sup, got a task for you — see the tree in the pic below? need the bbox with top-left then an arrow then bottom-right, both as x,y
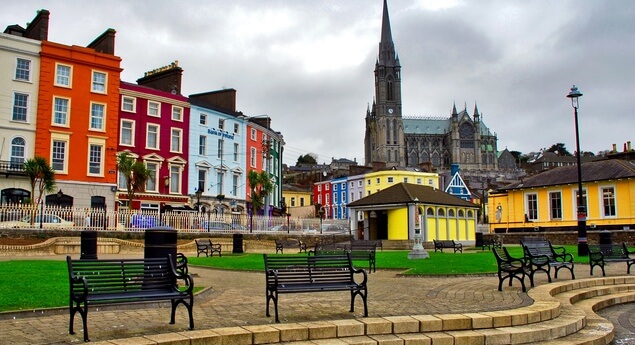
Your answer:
24,156 -> 56,205
546,143 -> 572,156
117,152 -> 152,209
296,153 -> 317,165
247,170 -> 274,231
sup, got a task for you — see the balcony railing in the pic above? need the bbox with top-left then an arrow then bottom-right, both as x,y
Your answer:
0,160 -> 25,176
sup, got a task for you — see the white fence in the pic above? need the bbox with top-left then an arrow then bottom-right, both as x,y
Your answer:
0,204 -> 351,235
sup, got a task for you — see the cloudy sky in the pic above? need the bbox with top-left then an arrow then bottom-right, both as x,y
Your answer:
3,1 -> 634,166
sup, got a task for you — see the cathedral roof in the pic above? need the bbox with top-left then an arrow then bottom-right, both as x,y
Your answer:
403,117 -> 450,135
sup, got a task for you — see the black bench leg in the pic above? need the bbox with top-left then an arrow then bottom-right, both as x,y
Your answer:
628,262 -> 634,274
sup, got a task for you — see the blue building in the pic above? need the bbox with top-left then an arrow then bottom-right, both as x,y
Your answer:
331,176 -> 349,219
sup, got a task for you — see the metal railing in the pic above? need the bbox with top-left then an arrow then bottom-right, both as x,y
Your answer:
0,204 -> 351,234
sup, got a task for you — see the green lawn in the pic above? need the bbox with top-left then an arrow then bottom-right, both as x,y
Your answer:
0,245 -> 589,312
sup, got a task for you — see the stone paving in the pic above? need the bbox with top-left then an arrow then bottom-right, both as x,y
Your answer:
0,253 -> 633,344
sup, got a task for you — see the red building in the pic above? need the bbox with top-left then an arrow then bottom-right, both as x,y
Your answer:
116,62 -> 190,211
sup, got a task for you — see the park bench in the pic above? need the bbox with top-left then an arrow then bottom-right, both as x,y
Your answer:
310,243 -> 377,273
493,246 -> 531,292
351,239 -> 383,251
433,239 -> 463,253
521,238 -> 575,283
589,243 -> 635,276
66,255 -> 194,341
263,253 -> 368,322
481,236 -> 502,251
275,238 -> 307,254
195,239 -> 222,257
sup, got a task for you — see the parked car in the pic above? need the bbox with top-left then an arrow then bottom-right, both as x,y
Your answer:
0,214 -> 74,229
129,215 -> 162,229
200,221 -> 247,231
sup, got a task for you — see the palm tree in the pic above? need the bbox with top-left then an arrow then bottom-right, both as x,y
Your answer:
247,170 -> 274,232
117,152 -> 151,209
24,156 -> 56,205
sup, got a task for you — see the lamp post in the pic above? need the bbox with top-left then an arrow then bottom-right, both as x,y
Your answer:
39,198 -> 44,229
318,207 -> 325,234
567,85 -> 587,256
286,212 -> 291,234
194,188 -> 202,213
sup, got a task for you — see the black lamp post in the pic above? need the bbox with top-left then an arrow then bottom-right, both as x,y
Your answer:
194,188 -> 203,213
56,189 -> 63,206
567,85 -> 587,256
286,212 -> 291,234
318,207 -> 325,234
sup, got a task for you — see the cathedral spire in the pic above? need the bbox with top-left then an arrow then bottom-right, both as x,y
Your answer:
473,102 -> 480,121
378,0 -> 396,65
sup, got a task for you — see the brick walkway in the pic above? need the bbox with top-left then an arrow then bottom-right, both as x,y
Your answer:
0,253 -> 632,344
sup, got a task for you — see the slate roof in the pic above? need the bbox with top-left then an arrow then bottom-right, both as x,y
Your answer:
347,182 -> 477,208
501,159 -> 635,191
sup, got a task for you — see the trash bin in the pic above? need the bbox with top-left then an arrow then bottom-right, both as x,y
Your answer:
145,226 -> 177,265
599,230 -> 612,245
80,230 -> 98,260
232,233 -> 243,253
475,232 -> 484,249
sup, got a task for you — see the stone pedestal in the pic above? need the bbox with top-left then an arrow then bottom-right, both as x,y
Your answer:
408,231 -> 429,259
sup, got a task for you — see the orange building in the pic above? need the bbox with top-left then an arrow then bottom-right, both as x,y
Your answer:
35,30 -> 122,208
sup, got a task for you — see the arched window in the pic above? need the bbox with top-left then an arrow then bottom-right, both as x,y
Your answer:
458,210 -> 465,217
386,120 -> 391,144
427,207 -> 434,216
387,80 -> 393,100
448,209 -> 455,217
10,137 -> 26,169
467,210 -> 474,218
392,119 -> 398,145
437,209 -> 445,217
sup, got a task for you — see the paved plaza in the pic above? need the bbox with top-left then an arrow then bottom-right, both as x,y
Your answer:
0,253 -> 633,344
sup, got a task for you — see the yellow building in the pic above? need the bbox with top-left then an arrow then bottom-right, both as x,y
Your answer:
363,170 -> 439,197
348,183 -> 478,242
488,159 -> 633,233
281,185 -> 313,218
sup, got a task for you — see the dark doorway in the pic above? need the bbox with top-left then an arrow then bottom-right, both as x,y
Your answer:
45,191 -> 73,207
1,188 -> 30,204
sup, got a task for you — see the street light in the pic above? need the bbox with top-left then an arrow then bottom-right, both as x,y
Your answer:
567,85 -> 587,256
194,188 -> 203,213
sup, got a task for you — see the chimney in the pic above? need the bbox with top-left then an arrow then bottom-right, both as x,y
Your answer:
189,89 -> 237,113
137,61 -> 183,95
87,28 -> 116,55
629,141 -> 632,151
612,143 -> 617,152
24,9 -> 49,40
624,143 -> 627,152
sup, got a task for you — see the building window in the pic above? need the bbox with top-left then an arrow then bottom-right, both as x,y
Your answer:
216,170 -> 224,194
404,177 -> 409,183
88,144 -> 103,175
291,197 -> 296,207
15,58 -> 31,81
526,193 -> 538,221
233,143 -> 239,161
121,96 -> 135,112
341,191 -> 345,203
199,113 -> 207,125
250,147 -> 256,167
197,169 -> 206,191
172,106 -> 183,121
358,180 -> 363,187
387,177 -> 394,183
12,92 -> 28,122
428,179 -> 434,185
147,101 -> 160,117
301,198 -> 305,206
52,140 -> 67,172
91,71 -> 107,93
358,191 -> 362,199
549,191 -> 562,220
199,135 -> 206,155
10,137 -> 26,167
251,128 -> 257,140
120,120 -> 134,146
53,97 -> 70,126
118,171 -> 127,189
145,162 -> 158,192
334,193 -> 338,203
232,174 -> 239,196
55,64 -> 72,87
170,128 -> 182,153
146,124 -> 159,149
602,187 -> 616,217
234,123 -> 239,134
218,119 -> 225,130
376,178 -> 380,184
90,103 -> 105,130
334,184 -> 338,191
170,166 -> 181,193
217,139 -> 224,158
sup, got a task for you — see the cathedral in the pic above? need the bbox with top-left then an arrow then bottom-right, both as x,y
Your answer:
364,0 -> 499,173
